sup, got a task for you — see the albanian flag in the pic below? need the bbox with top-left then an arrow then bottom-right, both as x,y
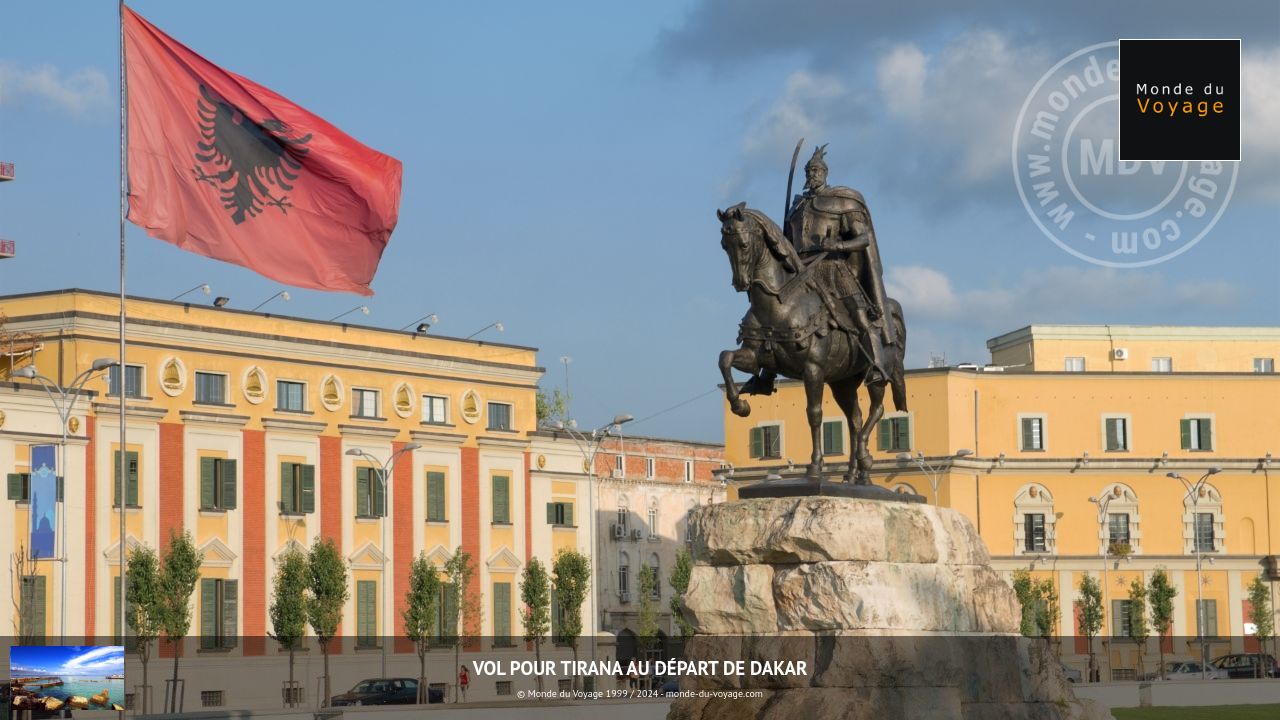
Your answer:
123,6 -> 402,296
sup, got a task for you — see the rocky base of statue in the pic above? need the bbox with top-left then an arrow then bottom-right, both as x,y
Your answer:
667,497 -> 1113,720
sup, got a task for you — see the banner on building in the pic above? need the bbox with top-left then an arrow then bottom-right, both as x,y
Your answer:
29,444 -> 57,559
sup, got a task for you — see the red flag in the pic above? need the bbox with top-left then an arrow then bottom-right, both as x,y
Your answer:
123,6 -> 402,296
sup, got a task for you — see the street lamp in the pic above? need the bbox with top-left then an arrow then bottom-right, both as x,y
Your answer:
399,314 -> 439,333
465,322 -> 503,340
250,290 -> 290,312
894,449 -> 972,504
171,284 -> 211,302
330,305 -> 370,322
14,358 -> 117,643
1087,494 -> 1115,683
539,412 -> 633,684
345,442 -> 422,677
1167,467 -> 1222,677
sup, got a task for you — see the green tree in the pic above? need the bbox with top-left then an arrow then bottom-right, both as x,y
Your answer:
159,530 -> 203,713
1247,575 -> 1275,677
1078,574 -> 1104,682
552,549 -> 591,691
520,557 -> 551,693
443,546 -> 481,701
668,548 -> 695,637
306,537 -> 349,707
637,565 -> 660,688
269,548 -> 309,706
535,387 -> 569,423
1126,577 -> 1149,679
1147,567 -> 1177,679
125,544 -> 164,714
403,552 -> 441,702
1012,569 -> 1054,639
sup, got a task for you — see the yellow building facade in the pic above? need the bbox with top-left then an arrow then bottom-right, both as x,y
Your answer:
724,325 -> 1280,679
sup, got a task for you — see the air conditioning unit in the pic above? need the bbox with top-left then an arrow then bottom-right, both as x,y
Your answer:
1112,348 -> 1129,360
631,529 -> 643,541
612,524 -> 625,540
619,590 -> 631,603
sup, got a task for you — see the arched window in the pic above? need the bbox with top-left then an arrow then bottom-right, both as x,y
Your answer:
648,552 -> 662,600
618,550 -> 631,601
1096,483 -> 1141,555
647,497 -> 659,540
1183,482 -> 1224,554
1013,483 -> 1056,555
616,494 -> 630,537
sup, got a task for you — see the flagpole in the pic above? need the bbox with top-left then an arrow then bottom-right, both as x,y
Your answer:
118,0 -> 130,665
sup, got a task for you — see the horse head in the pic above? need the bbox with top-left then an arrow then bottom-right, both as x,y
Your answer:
717,202 -> 756,292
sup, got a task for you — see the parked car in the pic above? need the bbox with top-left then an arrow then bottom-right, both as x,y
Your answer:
1211,653 -> 1279,679
329,678 -> 442,706
660,678 -> 681,696
1143,661 -> 1229,681
1058,662 -> 1082,683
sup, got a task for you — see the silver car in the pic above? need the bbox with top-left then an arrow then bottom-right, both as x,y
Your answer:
1145,661 -> 1229,681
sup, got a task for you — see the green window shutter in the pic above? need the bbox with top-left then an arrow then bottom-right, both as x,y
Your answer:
546,502 -> 555,525
493,475 -> 509,523
1198,419 -> 1212,451
749,427 -> 763,459
1180,419 -> 1192,450
113,575 -> 122,644
894,418 -> 910,451
201,579 -> 218,650
877,420 -> 890,451
823,421 -> 843,455
356,467 -> 371,517
113,450 -> 122,506
8,473 -> 22,500
371,469 -> 386,518
56,476 -> 63,502
550,586 -> 561,642
1106,419 -> 1119,451
494,582 -> 511,644
443,583 -> 459,639
221,580 -> 238,648
357,580 -> 376,645
1021,419 -> 1034,450
126,451 -> 139,506
21,575 -> 46,639
200,457 -> 217,509
564,502 -> 574,527
222,459 -> 238,510
427,472 -> 445,521
300,465 -> 316,514
280,463 -> 294,513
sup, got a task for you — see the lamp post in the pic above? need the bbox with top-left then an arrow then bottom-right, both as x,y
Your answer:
894,449 -> 973,504
345,442 -> 422,677
465,322 -> 504,340
1088,493 -> 1116,683
170,283 -> 210,302
14,358 -> 117,643
250,290 -> 290,312
1167,467 -> 1222,678
540,413 -> 633,681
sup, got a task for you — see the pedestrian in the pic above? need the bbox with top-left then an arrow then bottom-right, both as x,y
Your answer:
458,665 -> 469,703
627,659 -> 639,691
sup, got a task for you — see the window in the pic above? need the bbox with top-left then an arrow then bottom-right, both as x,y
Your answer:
645,457 -> 655,478
1064,357 -> 1085,372
615,454 -> 624,474
558,679 -> 572,692
487,402 -> 512,431
422,395 -> 449,424
1104,417 -> 1129,451
279,462 -> 316,514
649,558 -> 661,600
821,420 -> 844,455
684,460 -> 693,482
493,582 -> 512,646
352,389 -> 379,418
1180,418 -> 1213,451
1111,599 -> 1132,637
276,380 -> 305,411
199,457 -> 238,511
648,507 -> 657,539
200,691 -> 225,708
1194,513 -> 1215,552
20,575 -> 45,641
547,501 -> 573,526
113,576 -> 135,648
200,578 -> 238,649
1255,358 -> 1274,373
749,425 -> 782,459
492,475 -> 510,523
496,681 -> 513,696
435,583 -> 458,645
1023,513 -> 1046,552
1196,599 -> 1218,637
618,564 -> 630,600
1020,417 -> 1045,451
877,416 -> 911,452
194,372 -> 226,403
356,580 -> 378,648
616,507 -> 628,534
355,466 -> 385,519
426,471 -> 446,522
1108,513 -> 1131,547
1151,357 -> 1172,373
107,364 -> 143,398
113,450 -> 140,508
7,472 -> 31,502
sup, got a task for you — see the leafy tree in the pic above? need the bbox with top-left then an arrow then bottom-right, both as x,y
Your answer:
403,552 -> 441,702
1126,577 -> 1149,679
520,557 -> 551,693
1247,575 -> 1275,677
443,546 -> 481,701
159,530 -> 203,713
535,387 -> 569,423
552,549 -> 592,691
1147,568 -> 1177,679
125,544 -> 164,713
1012,569 -> 1055,639
669,548 -> 695,637
1078,574 -> 1104,682
637,564 -> 660,683
269,548 -> 309,706
306,538 -> 349,707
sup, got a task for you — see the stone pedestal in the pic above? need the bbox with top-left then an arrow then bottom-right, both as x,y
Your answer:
668,497 -> 1112,720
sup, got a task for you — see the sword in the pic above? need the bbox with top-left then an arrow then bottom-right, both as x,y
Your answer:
784,137 -> 804,225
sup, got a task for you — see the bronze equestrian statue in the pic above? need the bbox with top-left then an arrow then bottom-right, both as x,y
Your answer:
717,144 -> 910,496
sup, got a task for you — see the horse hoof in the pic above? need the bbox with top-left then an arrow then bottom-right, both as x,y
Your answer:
731,398 -> 751,417
855,471 -> 872,486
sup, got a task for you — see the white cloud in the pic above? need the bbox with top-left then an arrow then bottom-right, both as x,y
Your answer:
63,646 -> 125,674
877,45 -> 927,116
0,61 -> 109,115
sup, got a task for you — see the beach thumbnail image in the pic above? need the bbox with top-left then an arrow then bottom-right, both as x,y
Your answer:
9,646 -> 125,715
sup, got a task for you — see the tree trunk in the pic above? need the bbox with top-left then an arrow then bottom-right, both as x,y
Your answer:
140,645 -> 150,714
287,648 -> 296,706
571,640 -> 580,692
1157,638 -> 1165,680
418,649 -> 427,704
169,640 -> 181,713
321,639 -> 331,707
534,638 -> 543,692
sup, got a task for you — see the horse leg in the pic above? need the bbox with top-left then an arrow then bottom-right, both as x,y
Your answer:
802,363 -> 825,482
828,377 -> 860,484
719,348 -> 758,418
858,381 -> 887,485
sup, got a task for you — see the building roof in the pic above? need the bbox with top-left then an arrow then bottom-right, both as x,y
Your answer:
987,324 -> 1280,352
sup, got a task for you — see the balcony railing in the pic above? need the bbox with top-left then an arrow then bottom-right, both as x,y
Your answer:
0,161 -> 13,180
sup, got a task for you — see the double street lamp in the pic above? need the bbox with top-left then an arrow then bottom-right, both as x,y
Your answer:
345,442 -> 422,678
1167,467 -> 1222,678
14,358 -> 117,643
894,449 -> 973,504
1087,492 -> 1119,683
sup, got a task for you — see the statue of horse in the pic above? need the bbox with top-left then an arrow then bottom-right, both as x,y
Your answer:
716,202 -> 907,485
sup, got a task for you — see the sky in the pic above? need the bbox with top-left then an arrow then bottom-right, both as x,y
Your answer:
10,645 -> 125,677
0,1 -> 1276,443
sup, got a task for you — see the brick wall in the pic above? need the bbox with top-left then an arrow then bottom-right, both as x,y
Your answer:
392,441 -> 414,653
460,446 -> 480,650
158,422 -> 184,550
85,416 -> 96,640
242,429 -> 266,655
319,434 -> 343,650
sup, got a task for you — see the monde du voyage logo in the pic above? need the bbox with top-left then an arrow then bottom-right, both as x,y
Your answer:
1012,41 -> 1240,268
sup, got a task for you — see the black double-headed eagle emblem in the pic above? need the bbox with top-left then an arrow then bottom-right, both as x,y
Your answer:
192,84 -> 312,224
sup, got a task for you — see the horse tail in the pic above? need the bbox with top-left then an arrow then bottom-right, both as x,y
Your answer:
888,298 -> 908,412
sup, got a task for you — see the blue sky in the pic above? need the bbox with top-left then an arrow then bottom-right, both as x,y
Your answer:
0,1 -> 1276,442
10,646 -> 125,676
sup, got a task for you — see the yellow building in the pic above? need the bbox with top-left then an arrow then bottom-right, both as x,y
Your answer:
724,325 -> 1280,679
0,288 -> 596,703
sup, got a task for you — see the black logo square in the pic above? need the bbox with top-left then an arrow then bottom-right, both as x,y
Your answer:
1119,39 -> 1240,161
